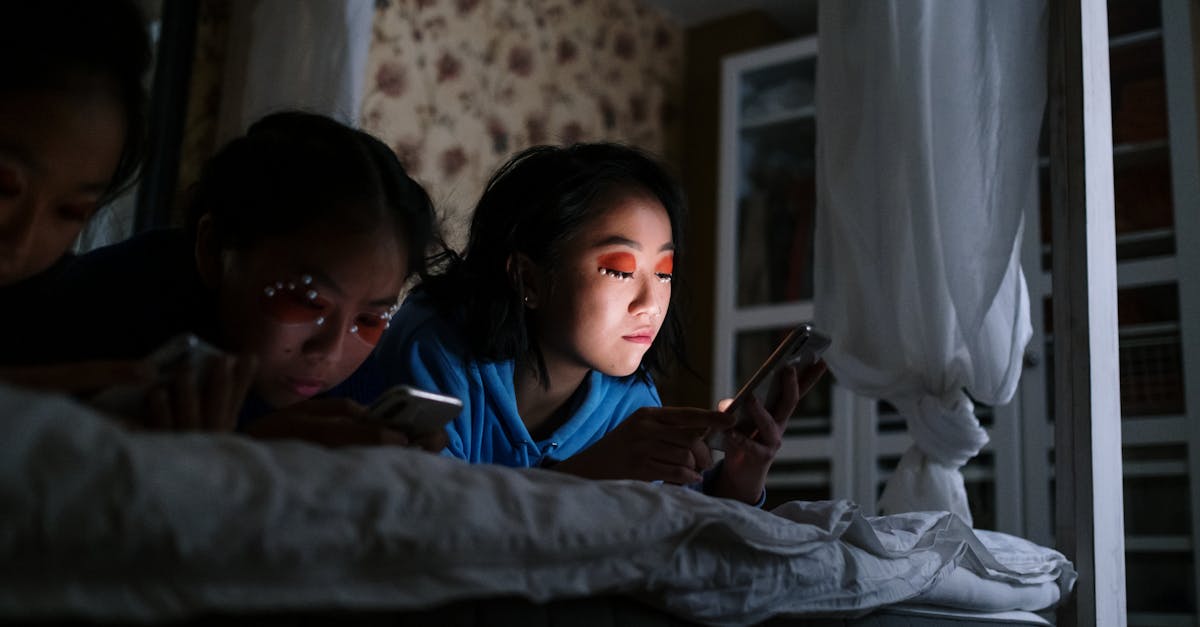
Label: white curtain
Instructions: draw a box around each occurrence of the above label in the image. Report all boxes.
[219,0,374,139]
[814,1,1046,525]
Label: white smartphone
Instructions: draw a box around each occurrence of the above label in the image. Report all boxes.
[707,323,831,451]
[367,385,463,436]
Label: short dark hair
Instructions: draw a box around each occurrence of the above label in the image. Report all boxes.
[0,0,151,204]
[185,111,438,279]
[421,143,688,384]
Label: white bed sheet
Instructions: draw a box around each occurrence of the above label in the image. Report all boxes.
[0,384,1075,626]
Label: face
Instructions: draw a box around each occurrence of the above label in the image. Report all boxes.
[0,84,126,286]
[532,190,674,380]
[206,222,407,408]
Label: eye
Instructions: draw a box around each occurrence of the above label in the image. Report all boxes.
[599,267,634,280]
[350,313,389,345]
[654,255,673,283]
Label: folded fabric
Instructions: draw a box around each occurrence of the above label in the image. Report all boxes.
[0,384,1074,625]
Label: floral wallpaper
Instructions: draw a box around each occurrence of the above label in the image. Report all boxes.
[362,0,684,247]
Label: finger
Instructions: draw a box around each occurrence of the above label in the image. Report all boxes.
[716,398,733,412]
[690,438,714,471]
[416,430,449,453]
[770,366,801,426]
[744,395,782,446]
[172,366,201,431]
[228,355,258,420]
[202,356,235,431]
[722,428,770,456]
[378,427,410,446]
[648,444,699,469]
[644,460,703,485]
[145,386,172,431]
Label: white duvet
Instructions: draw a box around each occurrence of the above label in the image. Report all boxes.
[0,384,1074,625]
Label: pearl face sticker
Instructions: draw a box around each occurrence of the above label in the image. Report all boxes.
[260,274,398,346]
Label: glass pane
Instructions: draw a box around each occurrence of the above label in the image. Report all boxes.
[739,57,816,123]
[1108,0,1161,38]
[1111,37,1168,145]
[1123,446,1190,536]
[1043,285,1186,418]
[735,119,815,306]
[735,53,816,307]
[1126,551,1195,613]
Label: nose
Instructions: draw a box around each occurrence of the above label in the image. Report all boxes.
[300,311,350,363]
[628,272,666,318]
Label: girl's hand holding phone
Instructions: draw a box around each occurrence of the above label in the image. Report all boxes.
[711,361,828,504]
[551,407,736,484]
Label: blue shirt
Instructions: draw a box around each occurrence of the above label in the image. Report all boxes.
[377,293,661,467]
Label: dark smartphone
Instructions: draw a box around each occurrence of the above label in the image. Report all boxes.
[708,323,831,450]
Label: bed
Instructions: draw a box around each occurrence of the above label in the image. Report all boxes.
[0,384,1071,626]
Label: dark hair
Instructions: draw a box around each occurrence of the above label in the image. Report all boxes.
[421,143,688,385]
[0,0,151,203]
[186,111,438,279]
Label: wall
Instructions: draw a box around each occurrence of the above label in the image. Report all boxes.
[362,0,684,248]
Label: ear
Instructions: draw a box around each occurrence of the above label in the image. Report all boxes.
[193,213,223,289]
[506,252,544,309]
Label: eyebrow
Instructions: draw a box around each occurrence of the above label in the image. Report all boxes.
[591,235,675,253]
[306,268,398,308]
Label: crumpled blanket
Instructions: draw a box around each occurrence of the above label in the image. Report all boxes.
[0,384,1074,625]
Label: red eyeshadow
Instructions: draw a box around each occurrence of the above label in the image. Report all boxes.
[655,255,674,275]
[597,252,637,273]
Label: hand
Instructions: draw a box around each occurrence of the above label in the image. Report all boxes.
[141,354,257,432]
[552,406,736,484]
[245,398,447,452]
[713,360,828,503]
[0,360,152,395]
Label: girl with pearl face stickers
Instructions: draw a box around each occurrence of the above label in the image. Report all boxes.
[381,144,816,505]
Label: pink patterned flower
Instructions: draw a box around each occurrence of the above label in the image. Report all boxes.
[629,95,647,123]
[654,25,672,50]
[599,96,616,130]
[526,115,547,144]
[375,62,407,97]
[393,139,423,175]
[487,118,509,154]
[508,46,534,77]
[557,38,578,64]
[441,146,468,179]
[614,32,636,60]
[560,121,583,145]
[437,52,461,83]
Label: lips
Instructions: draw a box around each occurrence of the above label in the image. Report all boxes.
[622,327,656,345]
[285,376,327,397]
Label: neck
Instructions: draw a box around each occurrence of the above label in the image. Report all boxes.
[514,352,589,437]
